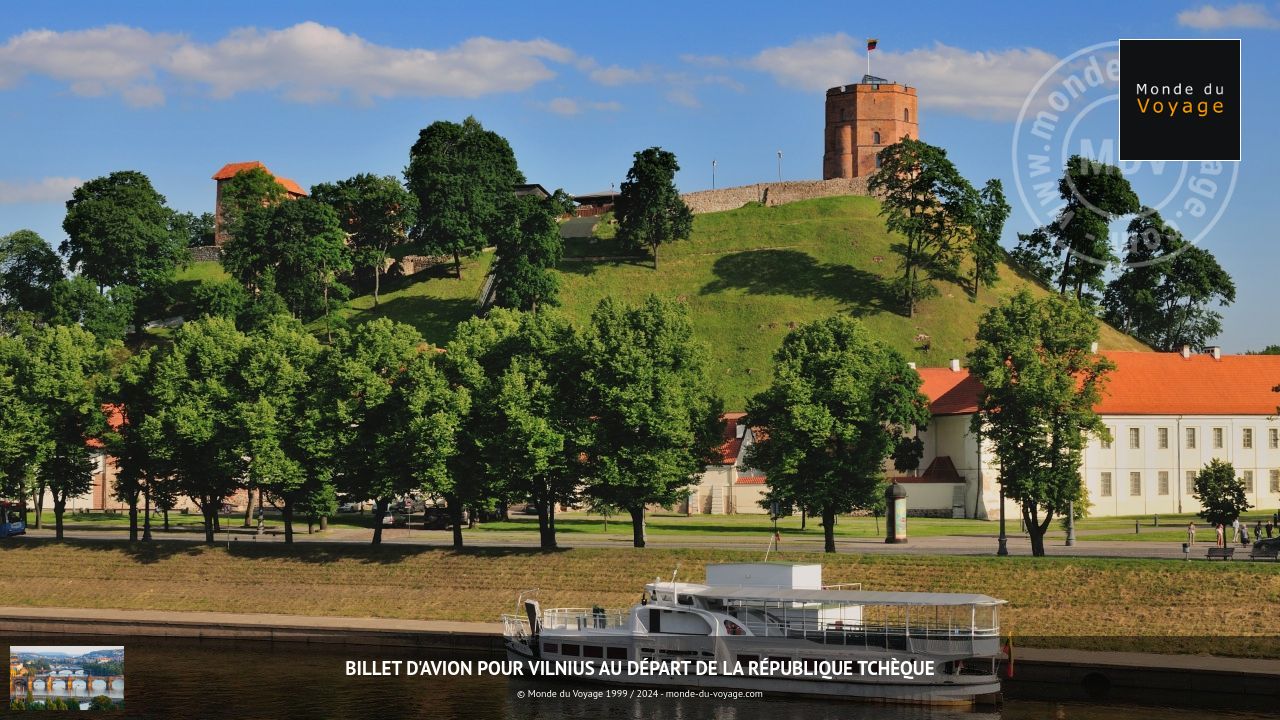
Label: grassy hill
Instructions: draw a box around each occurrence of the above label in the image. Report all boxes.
[176,196,1146,409]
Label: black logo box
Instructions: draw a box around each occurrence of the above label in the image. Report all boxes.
[1119,39,1240,162]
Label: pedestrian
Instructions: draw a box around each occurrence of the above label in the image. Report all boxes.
[1216,523,1225,548]
[1231,518,1241,544]
[1255,520,1263,543]
[1268,521,1274,539]
[1187,522,1196,546]
[1240,523,1250,546]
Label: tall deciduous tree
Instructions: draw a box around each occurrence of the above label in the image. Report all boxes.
[971,179,1011,300]
[171,211,216,248]
[614,147,693,270]
[968,290,1113,556]
[106,348,171,542]
[0,333,45,525]
[491,194,564,311]
[868,139,976,317]
[0,230,63,320]
[1102,210,1235,351]
[746,316,930,553]
[406,116,524,279]
[311,174,418,307]
[217,167,288,245]
[147,317,251,543]
[1193,459,1250,528]
[60,171,188,334]
[581,296,722,547]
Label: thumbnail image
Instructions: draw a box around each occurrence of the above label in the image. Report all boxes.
[9,646,124,712]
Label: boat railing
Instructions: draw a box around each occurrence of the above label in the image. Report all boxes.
[739,616,999,651]
[541,607,630,631]
[821,582,863,590]
[501,614,532,643]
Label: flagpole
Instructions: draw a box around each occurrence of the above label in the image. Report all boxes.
[867,47,871,78]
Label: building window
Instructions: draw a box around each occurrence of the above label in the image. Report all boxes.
[1243,428,1253,449]
[875,152,883,169]
[1158,427,1169,449]
[1128,427,1141,449]
[1129,471,1142,496]
[1243,470,1255,493]
[1271,428,1279,449]
[1100,472,1112,497]
[1186,427,1197,449]
[1213,427,1224,449]
[904,108,910,122]
[1271,469,1280,494]
[873,130,881,144]
[1102,428,1113,450]
[1158,471,1169,495]
[1187,470,1197,491]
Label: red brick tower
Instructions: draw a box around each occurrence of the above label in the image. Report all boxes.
[823,76,919,179]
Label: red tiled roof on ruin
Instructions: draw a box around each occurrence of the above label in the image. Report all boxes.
[212,161,307,197]
[735,475,766,485]
[914,351,1280,417]
[718,412,747,464]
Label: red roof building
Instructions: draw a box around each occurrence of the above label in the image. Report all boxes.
[212,161,307,246]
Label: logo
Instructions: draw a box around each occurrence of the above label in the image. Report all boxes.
[1011,41,1237,269]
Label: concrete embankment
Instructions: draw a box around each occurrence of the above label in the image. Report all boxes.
[4,607,1278,709]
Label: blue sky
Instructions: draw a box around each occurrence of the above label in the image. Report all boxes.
[1,1,1276,350]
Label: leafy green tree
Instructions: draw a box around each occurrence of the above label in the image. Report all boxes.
[89,695,115,711]
[580,296,722,547]
[223,198,352,329]
[171,211,216,248]
[311,173,418,307]
[971,179,1011,299]
[105,348,171,541]
[445,309,585,549]
[0,229,64,319]
[1248,345,1280,355]
[217,166,288,244]
[15,325,112,538]
[968,290,1113,556]
[491,194,564,310]
[188,278,250,323]
[745,316,930,552]
[60,171,188,334]
[146,317,251,542]
[1193,459,1250,528]
[868,139,976,316]
[298,480,338,533]
[1102,210,1235,351]
[49,277,136,342]
[614,147,693,270]
[0,333,45,523]
[406,116,524,279]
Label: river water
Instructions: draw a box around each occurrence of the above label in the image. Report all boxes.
[26,638,1266,720]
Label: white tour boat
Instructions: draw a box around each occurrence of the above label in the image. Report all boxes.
[502,562,1007,706]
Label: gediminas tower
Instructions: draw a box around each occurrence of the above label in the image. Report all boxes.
[822,74,919,179]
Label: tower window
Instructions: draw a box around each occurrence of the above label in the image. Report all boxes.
[904,108,909,122]
[875,152,883,169]
[873,131,881,145]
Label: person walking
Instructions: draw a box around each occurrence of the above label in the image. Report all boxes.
[1232,518,1241,544]
[1241,523,1251,546]
[1216,523,1225,548]
[1187,522,1196,546]
[1255,520,1263,543]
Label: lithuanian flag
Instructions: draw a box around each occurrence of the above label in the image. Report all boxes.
[867,38,878,52]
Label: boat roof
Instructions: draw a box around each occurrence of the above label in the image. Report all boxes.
[686,585,1005,607]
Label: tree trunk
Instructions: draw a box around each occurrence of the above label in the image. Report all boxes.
[822,506,837,553]
[127,494,139,542]
[142,492,152,542]
[282,497,294,544]
[800,508,806,530]
[1025,507,1052,557]
[629,505,646,548]
[319,515,328,532]
[53,496,66,540]
[202,499,216,544]
[243,486,255,527]
[33,483,45,529]
[373,258,382,307]
[536,499,556,550]
[372,497,389,545]
[447,494,464,549]
[652,243,659,270]
[453,250,463,279]
[163,508,170,531]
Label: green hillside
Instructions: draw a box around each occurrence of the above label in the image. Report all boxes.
[177,196,1146,409]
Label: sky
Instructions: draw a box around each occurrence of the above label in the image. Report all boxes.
[1,1,1276,350]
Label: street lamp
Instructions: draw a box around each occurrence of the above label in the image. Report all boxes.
[712,159,717,189]
[776,150,783,181]
[997,479,1008,556]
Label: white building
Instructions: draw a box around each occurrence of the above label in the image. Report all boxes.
[694,350,1280,519]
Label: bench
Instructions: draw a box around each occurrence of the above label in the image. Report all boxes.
[1249,545,1279,561]
[1206,547,1235,560]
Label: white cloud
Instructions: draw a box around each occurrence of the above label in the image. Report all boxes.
[537,97,622,116]
[747,34,1059,121]
[1177,3,1280,29]
[588,64,652,86]
[679,53,731,68]
[0,22,578,105]
[0,176,83,205]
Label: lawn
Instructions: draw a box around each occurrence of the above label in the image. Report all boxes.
[0,541,1276,656]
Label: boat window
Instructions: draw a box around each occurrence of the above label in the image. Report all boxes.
[561,643,581,656]
[541,642,558,654]
[677,595,695,606]
[606,647,627,660]
[724,619,746,635]
[736,654,759,664]
[583,645,603,658]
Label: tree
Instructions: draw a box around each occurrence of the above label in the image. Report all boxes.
[16,325,111,539]
[968,290,1113,556]
[147,317,250,542]
[171,211,216,248]
[0,229,63,319]
[222,198,352,330]
[868,139,976,316]
[49,277,136,342]
[406,116,524,279]
[491,194,564,310]
[217,166,288,244]
[106,348,170,542]
[445,309,585,549]
[311,174,418,307]
[971,179,1011,300]
[60,171,188,335]
[614,147,693,270]
[1102,210,1236,351]
[1193,459,1250,528]
[745,316,930,552]
[0,333,45,525]
[1249,345,1280,355]
[581,296,722,547]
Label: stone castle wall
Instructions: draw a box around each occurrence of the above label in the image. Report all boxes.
[681,177,871,215]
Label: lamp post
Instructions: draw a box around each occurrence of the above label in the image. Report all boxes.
[1066,500,1076,546]
[712,159,717,189]
[997,480,1008,556]
[776,150,783,181]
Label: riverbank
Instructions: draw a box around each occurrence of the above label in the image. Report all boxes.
[1,540,1277,656]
